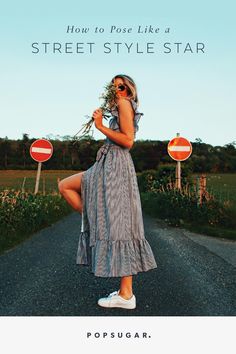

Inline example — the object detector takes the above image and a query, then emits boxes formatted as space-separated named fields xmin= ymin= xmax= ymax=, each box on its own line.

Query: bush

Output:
xmin=137 ymin=165 xmax=193 ymax=193
xmin=0 ymin=190 xmax=72 ymax=253
xmin=141 ymin=189 xmax=236 ymax=230
xmin=138 ymin=168 xmax=236 ymax=237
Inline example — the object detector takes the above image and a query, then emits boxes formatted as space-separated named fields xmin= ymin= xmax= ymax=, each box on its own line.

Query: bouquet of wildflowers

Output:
xmin=72 ymin=82 xmax=117 ymax=145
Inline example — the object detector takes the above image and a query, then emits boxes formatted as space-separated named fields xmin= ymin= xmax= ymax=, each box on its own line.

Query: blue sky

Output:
xmin=0 ymin=0 xmax=235 ymax=146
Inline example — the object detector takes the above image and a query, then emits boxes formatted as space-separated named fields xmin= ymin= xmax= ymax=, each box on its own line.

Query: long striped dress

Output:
xmin=76 ymin=98 xmax=157 ymax=277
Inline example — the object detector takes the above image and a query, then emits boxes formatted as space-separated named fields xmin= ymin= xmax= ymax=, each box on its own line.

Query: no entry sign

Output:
xmin=30 ymin=139 xmax=53 ymax=194
xmin=167 ymin=136 xmax=192 ymax=161
xmin=30 ymin=139 xmax=53 ymax=163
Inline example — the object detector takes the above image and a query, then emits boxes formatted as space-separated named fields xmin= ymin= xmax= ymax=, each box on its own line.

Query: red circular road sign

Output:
xmin=167 ymin=137 xmax=192 ymax=161
xmin=30 ymin=139 xmax=53 ymax=162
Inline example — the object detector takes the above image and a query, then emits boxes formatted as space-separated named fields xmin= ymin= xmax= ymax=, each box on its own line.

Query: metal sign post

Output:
xmin=34 ymin=161 xmax=42 ymax=194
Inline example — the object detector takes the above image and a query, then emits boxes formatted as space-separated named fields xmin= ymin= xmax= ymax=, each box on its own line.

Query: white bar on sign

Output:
xmin=169 ymin=146 xmax=191 ymax=152
xmin=32 ymin=147 xmax=51 ymax=154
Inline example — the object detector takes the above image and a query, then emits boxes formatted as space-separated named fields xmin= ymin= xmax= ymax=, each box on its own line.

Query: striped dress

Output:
xmin=76 ymin=98 xmax=157 ymax=277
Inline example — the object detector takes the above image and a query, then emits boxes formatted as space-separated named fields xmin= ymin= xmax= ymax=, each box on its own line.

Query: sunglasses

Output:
xmin=117 ymin=84 xmax=127 ymax=91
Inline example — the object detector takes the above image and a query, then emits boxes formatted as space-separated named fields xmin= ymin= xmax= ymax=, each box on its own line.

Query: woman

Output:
xmin=58 ymin=74 xmax=157 ymax=310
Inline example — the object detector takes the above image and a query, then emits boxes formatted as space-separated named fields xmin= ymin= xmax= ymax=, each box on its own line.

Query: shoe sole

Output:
xmin=98 ymin=302 xmax=136 ymax=309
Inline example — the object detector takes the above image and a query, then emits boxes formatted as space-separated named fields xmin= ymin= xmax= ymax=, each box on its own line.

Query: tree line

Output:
xmin=0 ymin=134 xmax=236 ymax=173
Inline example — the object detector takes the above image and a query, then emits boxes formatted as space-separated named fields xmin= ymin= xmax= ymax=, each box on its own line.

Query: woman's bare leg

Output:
xmin=58 ymin=172 xmax=85 ymax=215
xmin=119 ymin=276 xmax=133 ymax=299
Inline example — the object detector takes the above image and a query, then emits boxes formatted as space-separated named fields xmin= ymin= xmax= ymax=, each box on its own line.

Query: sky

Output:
xmin=0 ymin=0 xmax=235 ymax=146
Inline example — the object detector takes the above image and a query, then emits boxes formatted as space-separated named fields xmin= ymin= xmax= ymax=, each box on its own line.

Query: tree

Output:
xmin=1 ymin=137 xmax=11 ymax=168
xmin=18 ymin=133 xmax=30 ymax=168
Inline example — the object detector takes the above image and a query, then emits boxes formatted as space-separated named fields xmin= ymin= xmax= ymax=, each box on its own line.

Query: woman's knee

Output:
xmin=58 ymin=172 xmax=85 ymax=195
xmin=58 ymin=179 xmax=66 ymax=194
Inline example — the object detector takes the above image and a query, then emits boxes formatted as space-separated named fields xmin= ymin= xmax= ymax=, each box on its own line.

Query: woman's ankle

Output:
xmin=118 ymin=289 xmax=133 ymax=300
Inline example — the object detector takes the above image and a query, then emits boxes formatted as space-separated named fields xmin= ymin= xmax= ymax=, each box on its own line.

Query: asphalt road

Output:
xmin=0 ymin=212 xmax=235 ymax=316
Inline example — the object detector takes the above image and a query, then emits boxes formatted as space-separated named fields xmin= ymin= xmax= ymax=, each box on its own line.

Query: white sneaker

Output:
xmin=97 ymin=290 xmax=136 ymax=309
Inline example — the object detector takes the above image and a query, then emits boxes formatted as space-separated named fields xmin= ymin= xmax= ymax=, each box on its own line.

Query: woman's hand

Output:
xmin=92 ymin=108 xmax=103 ymax=129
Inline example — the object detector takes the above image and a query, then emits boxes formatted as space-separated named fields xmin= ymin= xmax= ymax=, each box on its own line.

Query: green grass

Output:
xmin=0 ymin=190 xmax=73 ymax=255
xmin=0 ymin=170 xmax=82 ymax=254
xmin=1 ymin=171 xmax=235 ymax=243
xmin=0 ymin=170 xmax=83 ymax=194
xmin=2 ymin=171 xmax=235 ymax=200
xmin=140 ymin=191 xmax=236 ymax=240
xmin=194 ymin=173 xmax=236 ymax=211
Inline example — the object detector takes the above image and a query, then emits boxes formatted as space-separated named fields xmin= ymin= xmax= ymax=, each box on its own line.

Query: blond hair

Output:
xmin=110 ymin=74 xmax=140 ymax=108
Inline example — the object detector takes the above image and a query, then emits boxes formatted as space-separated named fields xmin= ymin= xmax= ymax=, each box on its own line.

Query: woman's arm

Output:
xmin=96 ymin=98 xmax=135 ymax=149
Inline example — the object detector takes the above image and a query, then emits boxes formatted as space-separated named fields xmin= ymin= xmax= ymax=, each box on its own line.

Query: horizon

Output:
xmin=0 ymin=134 xmax=235 ymax=148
